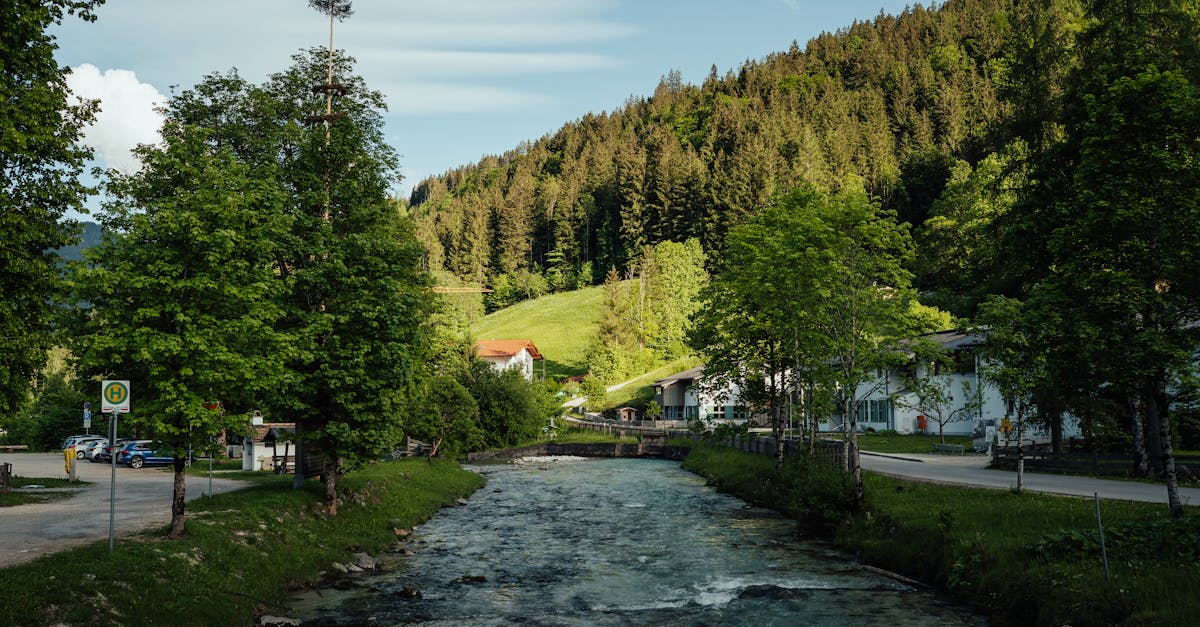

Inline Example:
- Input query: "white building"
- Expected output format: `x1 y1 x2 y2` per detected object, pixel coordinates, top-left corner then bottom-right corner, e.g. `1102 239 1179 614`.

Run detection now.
653 366 760 425
475 339 544 381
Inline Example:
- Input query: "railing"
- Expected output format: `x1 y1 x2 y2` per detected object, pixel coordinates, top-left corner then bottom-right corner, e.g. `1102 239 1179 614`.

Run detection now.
991 446 1200 479
566 416 852 469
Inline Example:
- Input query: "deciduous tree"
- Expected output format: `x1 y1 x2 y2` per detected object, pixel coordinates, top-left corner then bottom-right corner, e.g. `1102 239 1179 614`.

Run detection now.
0 0 100 415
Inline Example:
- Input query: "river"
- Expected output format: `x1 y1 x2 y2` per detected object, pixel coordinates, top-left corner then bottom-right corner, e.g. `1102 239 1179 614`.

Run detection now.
290 456 982 625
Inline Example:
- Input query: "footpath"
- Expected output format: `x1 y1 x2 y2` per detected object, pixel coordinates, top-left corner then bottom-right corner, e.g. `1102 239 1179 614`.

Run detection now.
860 450 1200 505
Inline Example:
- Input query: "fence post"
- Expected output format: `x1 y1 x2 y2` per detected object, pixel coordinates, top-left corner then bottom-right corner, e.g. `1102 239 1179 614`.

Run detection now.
0 462 10 493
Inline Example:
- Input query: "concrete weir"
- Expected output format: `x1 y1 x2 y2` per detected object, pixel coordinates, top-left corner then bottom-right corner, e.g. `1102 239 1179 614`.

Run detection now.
466 433 689 462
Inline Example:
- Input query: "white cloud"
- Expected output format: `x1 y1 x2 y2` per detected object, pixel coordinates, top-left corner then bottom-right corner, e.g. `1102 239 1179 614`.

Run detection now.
65 64 166 173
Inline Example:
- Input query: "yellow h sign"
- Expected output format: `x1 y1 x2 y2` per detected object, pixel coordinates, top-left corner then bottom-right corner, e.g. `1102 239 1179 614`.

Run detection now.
101 380 131 413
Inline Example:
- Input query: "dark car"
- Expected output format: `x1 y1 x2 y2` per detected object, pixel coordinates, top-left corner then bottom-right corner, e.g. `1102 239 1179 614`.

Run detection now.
94 438 140 464
117 441 177 469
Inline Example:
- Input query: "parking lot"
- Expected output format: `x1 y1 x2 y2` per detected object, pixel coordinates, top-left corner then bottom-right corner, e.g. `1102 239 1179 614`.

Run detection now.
0 452 248 568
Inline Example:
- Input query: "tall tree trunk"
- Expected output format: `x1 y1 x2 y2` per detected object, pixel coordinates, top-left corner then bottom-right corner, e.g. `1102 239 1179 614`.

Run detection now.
323 456 342 515
1128 392 1150 476
1049 405 1063 454
169 458 187 539
773 370 785 468
1144 379 1165 472
840 396 851 472
1153 378 1184 518
293 422 306 489
848 395 863 504
1015 401 1027 494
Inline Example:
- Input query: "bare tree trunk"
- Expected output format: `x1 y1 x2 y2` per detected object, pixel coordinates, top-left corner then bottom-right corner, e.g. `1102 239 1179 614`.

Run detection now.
772 370 785 468
1128 392 1149 476
1015 402 1027 494
169 458 187 539
323 456 342 515
1152 378 1184 518
1144 379 1165 472
840 396 851 473
848 395 863 503
1049 405 1063 454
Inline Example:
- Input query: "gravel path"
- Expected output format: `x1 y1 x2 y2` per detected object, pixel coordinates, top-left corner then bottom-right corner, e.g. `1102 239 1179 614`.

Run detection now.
0 452 248 568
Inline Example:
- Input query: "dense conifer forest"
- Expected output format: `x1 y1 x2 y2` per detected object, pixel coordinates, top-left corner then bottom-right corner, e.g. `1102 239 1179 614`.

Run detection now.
409 0 1015 314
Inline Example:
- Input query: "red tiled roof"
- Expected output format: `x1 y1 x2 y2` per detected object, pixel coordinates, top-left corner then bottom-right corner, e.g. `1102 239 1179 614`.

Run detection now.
475 339 543 360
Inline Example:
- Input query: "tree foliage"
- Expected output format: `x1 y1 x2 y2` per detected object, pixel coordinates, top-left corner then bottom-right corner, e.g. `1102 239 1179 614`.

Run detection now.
0 0 100 415
409 0 1013 297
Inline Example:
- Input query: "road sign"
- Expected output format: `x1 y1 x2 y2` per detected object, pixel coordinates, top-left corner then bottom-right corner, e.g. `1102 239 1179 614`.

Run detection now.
101 380 131 413
84 410 92 429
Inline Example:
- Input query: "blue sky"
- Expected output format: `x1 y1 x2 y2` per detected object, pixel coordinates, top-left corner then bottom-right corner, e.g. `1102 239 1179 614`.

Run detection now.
53 0 914 213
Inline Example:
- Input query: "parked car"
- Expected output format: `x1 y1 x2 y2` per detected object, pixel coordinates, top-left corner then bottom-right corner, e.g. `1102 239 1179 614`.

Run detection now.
61 435 104 459
117 441 178 469
93 438 138 464
80 439 109 461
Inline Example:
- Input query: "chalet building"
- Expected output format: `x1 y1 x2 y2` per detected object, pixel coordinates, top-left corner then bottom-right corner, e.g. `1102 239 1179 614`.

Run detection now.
475 339 544 381
653 330 1080 446
652 366 757 424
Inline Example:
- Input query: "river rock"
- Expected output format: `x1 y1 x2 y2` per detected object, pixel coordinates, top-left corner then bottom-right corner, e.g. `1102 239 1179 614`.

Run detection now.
330 562 349 574
353 552 378 570
259 616 302 626
455 497 469 506
396 587 422 598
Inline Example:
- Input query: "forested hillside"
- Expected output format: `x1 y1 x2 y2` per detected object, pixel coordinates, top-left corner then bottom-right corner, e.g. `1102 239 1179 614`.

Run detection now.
410 0 1014 313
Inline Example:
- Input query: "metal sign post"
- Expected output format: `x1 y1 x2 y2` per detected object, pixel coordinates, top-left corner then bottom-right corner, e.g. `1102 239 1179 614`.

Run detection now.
108 410 118 552
101 380 129 553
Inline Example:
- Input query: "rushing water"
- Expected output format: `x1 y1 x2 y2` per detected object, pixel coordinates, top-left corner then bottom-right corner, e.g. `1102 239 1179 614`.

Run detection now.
290 457 982 626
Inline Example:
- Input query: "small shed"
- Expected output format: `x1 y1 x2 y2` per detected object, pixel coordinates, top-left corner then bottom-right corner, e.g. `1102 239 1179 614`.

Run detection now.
242 423 295 471
617 406 638 421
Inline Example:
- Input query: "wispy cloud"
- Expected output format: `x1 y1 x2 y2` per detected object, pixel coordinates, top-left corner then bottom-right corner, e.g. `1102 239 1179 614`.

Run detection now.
361 49 620 78
351 20 640 49
380 82 554 115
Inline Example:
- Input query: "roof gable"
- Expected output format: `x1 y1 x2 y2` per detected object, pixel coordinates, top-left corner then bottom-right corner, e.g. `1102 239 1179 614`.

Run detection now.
475 339 543 360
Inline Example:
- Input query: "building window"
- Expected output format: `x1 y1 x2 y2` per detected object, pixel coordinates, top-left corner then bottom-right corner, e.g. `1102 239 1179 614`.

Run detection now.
856 399 892 424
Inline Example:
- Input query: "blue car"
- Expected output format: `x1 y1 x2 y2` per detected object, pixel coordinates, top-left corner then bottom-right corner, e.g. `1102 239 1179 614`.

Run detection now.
116 441 177 469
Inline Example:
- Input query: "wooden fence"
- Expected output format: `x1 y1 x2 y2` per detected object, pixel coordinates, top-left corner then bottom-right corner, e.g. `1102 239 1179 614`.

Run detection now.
991 446 1200 480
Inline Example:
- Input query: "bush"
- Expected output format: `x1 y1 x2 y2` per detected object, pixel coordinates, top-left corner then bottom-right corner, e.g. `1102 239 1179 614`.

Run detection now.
464 361 557 449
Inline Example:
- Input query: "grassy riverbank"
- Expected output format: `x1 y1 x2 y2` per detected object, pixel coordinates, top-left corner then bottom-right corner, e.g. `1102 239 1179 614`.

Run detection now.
681 443 1199 625
0 458 484 626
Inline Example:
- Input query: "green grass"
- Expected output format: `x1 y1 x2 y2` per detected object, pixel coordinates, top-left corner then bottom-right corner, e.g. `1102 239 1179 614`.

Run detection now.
0 458 484 626
681 442 1199 625
553 427 637 444
473 285 605 378
826 432 976 454
0 475 86 507
185 457 246 473
601 355 703 410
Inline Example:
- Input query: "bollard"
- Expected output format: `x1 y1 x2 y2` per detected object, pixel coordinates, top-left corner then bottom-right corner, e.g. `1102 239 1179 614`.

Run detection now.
65 447 73 479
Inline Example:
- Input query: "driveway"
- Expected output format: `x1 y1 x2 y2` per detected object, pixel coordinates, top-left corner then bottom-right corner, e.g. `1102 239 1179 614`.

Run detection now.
0 452 248 568
860 451 1200 506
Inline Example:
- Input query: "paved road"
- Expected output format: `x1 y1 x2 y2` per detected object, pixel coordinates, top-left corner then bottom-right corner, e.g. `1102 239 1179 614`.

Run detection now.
0 452 248 568
861 451 1200 506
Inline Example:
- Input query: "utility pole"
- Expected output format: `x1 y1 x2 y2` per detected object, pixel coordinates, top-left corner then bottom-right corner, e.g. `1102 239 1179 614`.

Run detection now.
297 0 354 490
